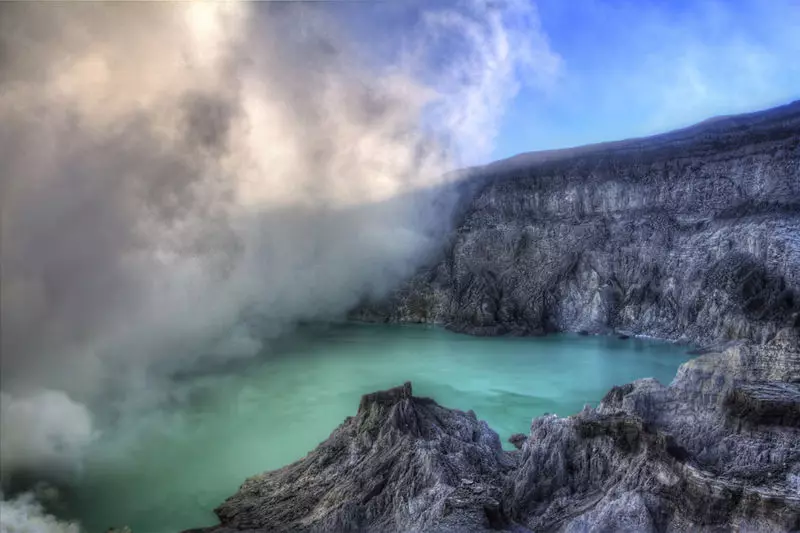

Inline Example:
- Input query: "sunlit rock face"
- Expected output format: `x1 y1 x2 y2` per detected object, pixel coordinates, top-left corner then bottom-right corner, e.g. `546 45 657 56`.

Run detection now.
355 101 800 345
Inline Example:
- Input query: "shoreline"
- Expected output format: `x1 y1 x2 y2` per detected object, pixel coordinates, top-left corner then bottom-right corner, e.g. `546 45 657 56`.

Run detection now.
189 331 800 532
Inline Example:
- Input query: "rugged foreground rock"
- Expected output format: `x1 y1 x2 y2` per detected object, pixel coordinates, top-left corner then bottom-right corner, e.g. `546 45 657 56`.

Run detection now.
189 329 800 533
353 101 800 345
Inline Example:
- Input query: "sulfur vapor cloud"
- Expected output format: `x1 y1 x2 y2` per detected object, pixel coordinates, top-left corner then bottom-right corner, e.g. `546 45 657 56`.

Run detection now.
0 0 558 524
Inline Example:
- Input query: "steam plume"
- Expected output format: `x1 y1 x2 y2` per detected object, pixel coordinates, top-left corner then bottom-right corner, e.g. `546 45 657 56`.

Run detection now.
0 490 80 533
0 0 558 521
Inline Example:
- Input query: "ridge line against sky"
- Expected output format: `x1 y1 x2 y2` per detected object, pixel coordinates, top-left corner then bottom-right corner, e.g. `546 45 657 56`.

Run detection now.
490 0 800 164
463 0 800 164
335 0 799 165
480 98 800 169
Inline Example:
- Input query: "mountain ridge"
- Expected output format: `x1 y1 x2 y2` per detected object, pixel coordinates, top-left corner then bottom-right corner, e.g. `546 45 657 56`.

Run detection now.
353 99 800 345
478 99 800 174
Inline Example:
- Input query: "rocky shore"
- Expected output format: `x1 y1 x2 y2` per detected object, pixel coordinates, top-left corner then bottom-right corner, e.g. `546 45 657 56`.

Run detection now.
189 103 800 532
188 329 799 532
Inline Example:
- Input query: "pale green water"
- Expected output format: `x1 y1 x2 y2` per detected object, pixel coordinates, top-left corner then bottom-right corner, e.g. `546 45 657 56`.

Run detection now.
62 324 692 533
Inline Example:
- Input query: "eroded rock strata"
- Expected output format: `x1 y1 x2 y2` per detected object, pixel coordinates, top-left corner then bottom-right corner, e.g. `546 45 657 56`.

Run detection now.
189 330 799 532
354 101 800 345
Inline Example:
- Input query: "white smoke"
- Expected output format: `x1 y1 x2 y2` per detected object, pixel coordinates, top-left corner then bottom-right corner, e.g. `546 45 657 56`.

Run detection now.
0 489 81 533
0 391 94 481
0 0 559 520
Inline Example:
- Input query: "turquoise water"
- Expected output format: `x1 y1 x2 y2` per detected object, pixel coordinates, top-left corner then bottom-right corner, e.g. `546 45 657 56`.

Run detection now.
62 324 692 533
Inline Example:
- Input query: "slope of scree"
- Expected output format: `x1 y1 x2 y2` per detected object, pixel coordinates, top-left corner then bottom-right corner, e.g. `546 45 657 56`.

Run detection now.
189 328 800 532
352 100 800 345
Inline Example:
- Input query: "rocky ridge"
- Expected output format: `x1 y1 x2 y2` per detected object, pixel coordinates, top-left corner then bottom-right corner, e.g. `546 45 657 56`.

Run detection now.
353 100 800 345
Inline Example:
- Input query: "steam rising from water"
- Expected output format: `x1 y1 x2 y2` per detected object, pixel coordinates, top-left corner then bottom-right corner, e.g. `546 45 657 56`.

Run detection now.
0 0 557 526
0 488 81 533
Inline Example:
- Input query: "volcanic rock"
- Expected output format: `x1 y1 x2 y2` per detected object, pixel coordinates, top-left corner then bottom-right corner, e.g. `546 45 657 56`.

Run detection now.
352 101 800 346
190 332 800 532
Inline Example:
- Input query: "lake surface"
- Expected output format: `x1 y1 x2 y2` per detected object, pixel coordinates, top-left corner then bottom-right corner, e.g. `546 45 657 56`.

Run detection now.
61 324 692 533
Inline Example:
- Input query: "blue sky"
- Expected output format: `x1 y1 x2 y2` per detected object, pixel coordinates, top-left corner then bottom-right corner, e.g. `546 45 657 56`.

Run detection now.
492 0 800 161
310 0 799 165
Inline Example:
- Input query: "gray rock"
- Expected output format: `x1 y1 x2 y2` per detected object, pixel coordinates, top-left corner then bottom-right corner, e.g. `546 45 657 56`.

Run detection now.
352 100 800 346
191 381 521 533
190 334 800 532
508 433 527 450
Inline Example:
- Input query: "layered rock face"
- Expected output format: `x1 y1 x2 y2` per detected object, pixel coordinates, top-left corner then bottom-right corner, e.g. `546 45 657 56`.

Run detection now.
189 330 800 532
354 101 800 345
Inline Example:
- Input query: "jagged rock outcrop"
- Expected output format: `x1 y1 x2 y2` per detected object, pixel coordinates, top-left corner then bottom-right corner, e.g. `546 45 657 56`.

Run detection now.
190 330 800 533
186 382 520 533
353 101 800 345
505 328 800 533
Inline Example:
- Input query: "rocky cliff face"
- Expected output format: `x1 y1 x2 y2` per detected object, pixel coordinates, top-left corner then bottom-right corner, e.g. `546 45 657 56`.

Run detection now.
353 101 800 345
188 329 800 533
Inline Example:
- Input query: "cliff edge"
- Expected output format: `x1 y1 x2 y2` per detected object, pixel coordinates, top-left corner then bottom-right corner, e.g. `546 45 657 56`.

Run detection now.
353 101 800 345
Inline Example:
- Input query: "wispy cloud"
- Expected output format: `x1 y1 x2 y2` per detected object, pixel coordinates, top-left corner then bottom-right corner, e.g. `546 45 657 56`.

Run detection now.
624 0 800 131
494 0 800 159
